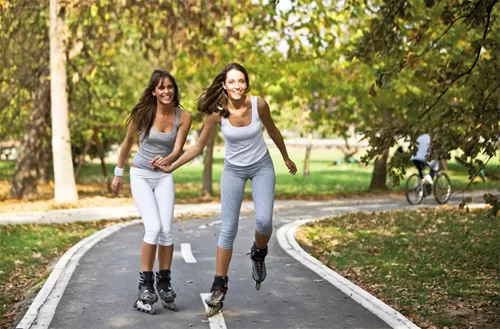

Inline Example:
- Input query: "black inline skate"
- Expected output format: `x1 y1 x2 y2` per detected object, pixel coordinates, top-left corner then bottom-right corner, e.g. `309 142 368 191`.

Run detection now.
133 271 158 315
205 275 228 317
249 242 267 290
155 269 178 311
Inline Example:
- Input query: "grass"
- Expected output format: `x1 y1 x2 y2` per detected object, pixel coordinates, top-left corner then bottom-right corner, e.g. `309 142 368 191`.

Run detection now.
0 219 135 329
296 208 500 329
0 147 498 209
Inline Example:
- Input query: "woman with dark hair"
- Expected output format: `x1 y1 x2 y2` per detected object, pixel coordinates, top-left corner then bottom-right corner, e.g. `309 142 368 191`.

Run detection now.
111 69 192 314
152 63 297 317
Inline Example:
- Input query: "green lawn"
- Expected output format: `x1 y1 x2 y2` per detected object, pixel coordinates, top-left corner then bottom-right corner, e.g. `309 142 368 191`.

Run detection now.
1 147 498 201
296 208 500 329
0 220 133 328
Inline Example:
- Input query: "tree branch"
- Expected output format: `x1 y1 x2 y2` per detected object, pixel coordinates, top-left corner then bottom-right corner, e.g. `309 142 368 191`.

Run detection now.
419 1 495 119
482 82 500 110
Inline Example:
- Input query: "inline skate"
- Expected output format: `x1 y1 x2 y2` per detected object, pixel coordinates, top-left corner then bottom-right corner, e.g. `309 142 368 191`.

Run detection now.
249 242 267 290
205 275 228 317
155 269 178 311
133 271 158 315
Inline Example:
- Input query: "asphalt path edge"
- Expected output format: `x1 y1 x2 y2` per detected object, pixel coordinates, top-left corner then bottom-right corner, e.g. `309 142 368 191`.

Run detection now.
277 217 421 329
15 220 142 329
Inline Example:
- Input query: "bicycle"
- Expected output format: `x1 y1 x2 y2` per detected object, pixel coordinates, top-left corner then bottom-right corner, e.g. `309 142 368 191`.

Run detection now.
405 166 452 205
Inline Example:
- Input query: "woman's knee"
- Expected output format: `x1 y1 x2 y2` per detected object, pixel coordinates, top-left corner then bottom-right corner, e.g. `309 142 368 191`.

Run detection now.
218 229 237 249
158 229 173 246
256 217 273 236
143 227 161 245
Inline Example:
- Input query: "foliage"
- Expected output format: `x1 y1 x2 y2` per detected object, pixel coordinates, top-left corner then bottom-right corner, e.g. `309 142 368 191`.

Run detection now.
0 0 49 141
483 192 500 216
342 0 499 185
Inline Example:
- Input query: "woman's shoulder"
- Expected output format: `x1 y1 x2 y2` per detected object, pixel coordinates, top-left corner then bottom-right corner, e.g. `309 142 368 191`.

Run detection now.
206 111 222 124
254 96 270 114
178 108 193 120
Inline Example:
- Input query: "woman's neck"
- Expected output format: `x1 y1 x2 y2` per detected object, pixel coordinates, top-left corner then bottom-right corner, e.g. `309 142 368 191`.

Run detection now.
227 95 249 111
157 102 175 116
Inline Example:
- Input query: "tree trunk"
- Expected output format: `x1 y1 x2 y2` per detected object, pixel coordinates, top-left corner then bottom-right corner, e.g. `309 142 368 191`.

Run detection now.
39 137 52 184
10 69 51 199
50 0 78 203
368 147 390 191
202 129 216 197
303 132 313 177
368 109 392 191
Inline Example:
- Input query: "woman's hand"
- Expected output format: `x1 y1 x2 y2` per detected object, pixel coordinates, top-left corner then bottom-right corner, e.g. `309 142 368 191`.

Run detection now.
149 155 171 167
284 158 297 175
151 162 174 173
111 176 123 195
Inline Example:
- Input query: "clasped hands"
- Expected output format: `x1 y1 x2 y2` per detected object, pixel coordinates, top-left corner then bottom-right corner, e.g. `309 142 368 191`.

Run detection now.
149 156 174 173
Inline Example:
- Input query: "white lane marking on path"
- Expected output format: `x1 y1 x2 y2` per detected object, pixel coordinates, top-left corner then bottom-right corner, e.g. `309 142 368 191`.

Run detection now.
180 243 197 263
200 293 227 329
16 220 142 329
277 218 420 329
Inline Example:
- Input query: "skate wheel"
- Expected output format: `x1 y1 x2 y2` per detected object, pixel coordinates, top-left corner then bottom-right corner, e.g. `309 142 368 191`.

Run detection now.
148 306 156 315
206 303 222 317
133 299 156 315
255 281 261 290
162 301 178 312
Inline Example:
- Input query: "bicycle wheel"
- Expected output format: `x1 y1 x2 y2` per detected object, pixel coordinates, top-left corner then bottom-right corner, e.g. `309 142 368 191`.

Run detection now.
405 173 424 205
434 173 451 204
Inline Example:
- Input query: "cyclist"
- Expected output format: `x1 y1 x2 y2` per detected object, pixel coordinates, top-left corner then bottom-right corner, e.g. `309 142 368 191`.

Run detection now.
410 133 439 191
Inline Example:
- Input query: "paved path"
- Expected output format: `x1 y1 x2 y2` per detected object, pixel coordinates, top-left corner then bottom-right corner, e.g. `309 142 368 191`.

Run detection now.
11 190 493 329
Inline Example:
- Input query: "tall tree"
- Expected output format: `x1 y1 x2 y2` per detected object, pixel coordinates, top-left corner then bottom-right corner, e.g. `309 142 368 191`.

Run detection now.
50 0 78 203
10 67 51 199
1 0 53 199
343 0 499 185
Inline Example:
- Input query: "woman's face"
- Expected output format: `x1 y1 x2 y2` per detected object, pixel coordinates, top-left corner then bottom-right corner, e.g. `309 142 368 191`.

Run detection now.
153 77 175 105
223 69 247 100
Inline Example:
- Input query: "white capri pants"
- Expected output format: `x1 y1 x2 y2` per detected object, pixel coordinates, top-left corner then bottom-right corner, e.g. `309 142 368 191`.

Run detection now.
130 167 175 246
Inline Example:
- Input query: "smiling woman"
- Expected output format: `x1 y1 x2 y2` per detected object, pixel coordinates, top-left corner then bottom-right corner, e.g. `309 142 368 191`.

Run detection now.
110 69 192 314
150 62 297 317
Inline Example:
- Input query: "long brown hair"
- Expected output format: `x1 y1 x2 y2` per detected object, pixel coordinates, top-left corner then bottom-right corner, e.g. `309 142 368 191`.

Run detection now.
197 63 250 118
126 69 181 139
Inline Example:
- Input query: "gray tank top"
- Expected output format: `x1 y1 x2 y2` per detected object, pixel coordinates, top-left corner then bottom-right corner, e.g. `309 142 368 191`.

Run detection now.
132 107 179 171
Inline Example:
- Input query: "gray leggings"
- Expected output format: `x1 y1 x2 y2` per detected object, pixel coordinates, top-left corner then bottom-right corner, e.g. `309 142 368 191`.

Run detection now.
218 152 276 249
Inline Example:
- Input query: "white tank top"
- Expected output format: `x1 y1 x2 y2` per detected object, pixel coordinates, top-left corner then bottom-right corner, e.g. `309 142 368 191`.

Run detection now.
411 133 431 161
220 96 268 166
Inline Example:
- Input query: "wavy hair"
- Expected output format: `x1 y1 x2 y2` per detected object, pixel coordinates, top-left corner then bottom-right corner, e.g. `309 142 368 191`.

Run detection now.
197 63 250 118
126 69 181 139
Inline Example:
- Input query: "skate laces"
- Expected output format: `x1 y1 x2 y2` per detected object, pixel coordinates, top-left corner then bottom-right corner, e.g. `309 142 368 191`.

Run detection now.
254 260 265 274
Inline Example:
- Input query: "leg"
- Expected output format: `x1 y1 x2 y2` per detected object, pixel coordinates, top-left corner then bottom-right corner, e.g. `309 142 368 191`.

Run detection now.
250 156 275 289
429 159 439 178
412 159 426 179
215 247 233 276
216 166 246 276
130 170 162 271
130 169 162 314
154 173 175 270
205 166 246 316
153 173 178 310
140 242 157 272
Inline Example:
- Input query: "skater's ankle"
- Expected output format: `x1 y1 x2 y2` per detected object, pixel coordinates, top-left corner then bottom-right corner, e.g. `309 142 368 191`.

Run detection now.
158 269 171 276
252 242 268 253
